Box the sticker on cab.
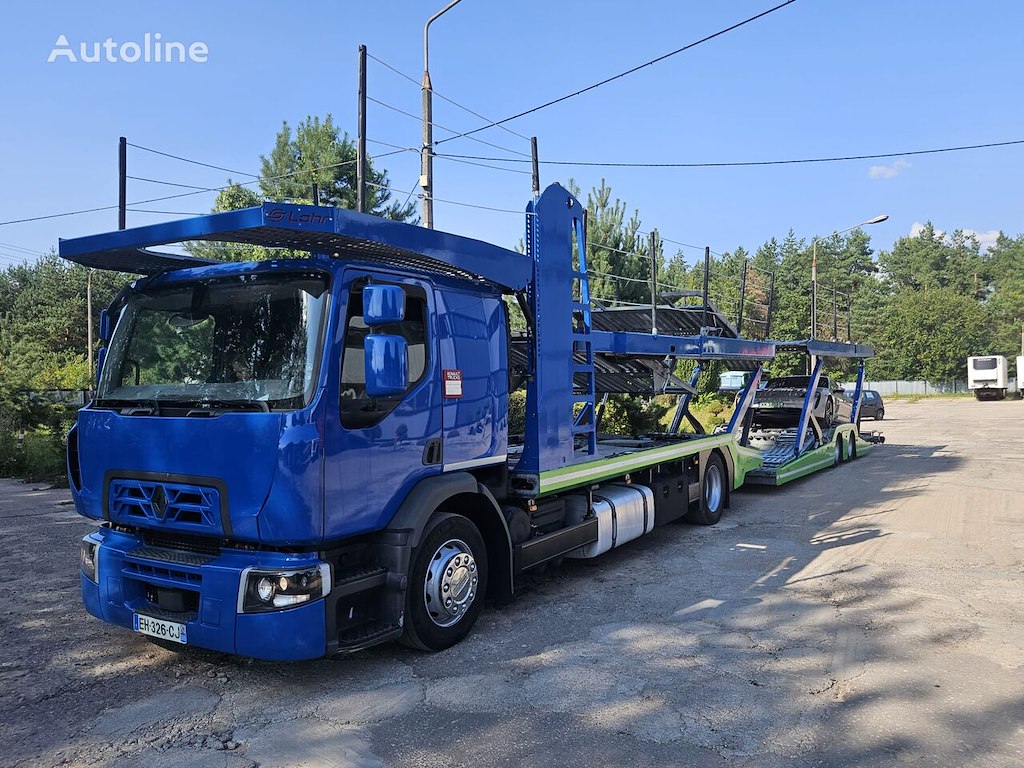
[443,369,463,399]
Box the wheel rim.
[834,441,841,465]
[705,463,723,511]
[423,538,479,628]
[825,400,835,424]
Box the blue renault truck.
[60,183,777,660]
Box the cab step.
[337,621,402,652]
[333,565,387,598]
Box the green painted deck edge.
[733,445,763,488]
[748,423,874,486]
[536,433,740,495]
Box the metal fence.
[855,379,1019,396]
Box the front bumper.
[81,527,328,661]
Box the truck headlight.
[80,538,99,583]
[238,564,331,613]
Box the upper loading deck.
[59,183,776,481]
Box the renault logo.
[151,485,169,519]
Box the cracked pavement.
[2,397,1023,767]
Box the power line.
[0,204,122,227]
[366,138,530,175]
[365,51,533,145]
[0,249,41,266]
[126,175,216,191]
[127,142,260,178]
[126,208,207,216]
[437,137,1024,169]
[0,240,45,255]
[366,95,531,159]
[365,181,531,216]
[436,153,532,176]
[434,0,799,147]
[0,149,407,228]
[364,138,422,155]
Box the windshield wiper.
[92,397,272,414]
[92,398,163,415]
[175,398,272,414]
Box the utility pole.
[357,44,367,213]
[648,230,658,334]
[118,136,127,230]
[702,246,711,332]
[422,0,465,228]
[737,259,748,335]
[530,136,540,198]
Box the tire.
[875,408,884,421]
[823,397,835,426]
[849,434,858,460]
[687,453,726,526]
[400,513,488,652]
[831,438,841,468]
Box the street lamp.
[422,0,465,229]
[811,214,888,340]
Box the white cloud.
[962,228,1000,251]
[908,222,1000,252]
[868,159,911,179]
[909,221,929,238]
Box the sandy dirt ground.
[1,397,1022,768]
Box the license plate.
[133,613,188,644]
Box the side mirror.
[364,334,408,397]
[363,285,405,326]
[99,309,113,343]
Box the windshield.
[97,271,329,411]
[764,376,811,389]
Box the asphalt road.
[2,397,1022,768]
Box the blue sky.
[1,0,1021,268]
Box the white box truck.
[967,355,1008,400]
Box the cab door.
[322,270,442,540]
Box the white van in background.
[967,356,1008,400]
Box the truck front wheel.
[401,513,488,651]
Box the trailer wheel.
[688,453,726,526]
[400,513,488,652]
[831,438,842,468]
[849,434,858,460]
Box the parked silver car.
[750,375,852,427]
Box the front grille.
[142,529,222,557]
[123,559,202,587]
[131,545,218,567]
[110,479,221,531]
